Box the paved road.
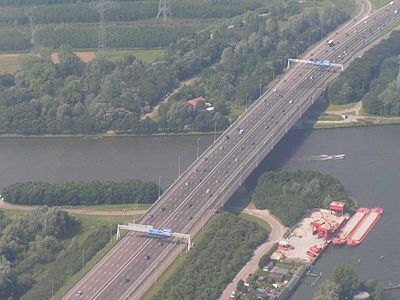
[219,206,287,300]
[63,1,400,299]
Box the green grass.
[239,212,271,232]
[100,49,163,63]
[326,102,358,111]
[317,113,344,121]
[0,208,28,217]
[371,0,392,8]
[60,203,151,212]
[54,214,132,299]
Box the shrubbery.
[252,170,352,226]
[152,212,268,299]
[327,30,400,108]
[3,180,159,206]
[0,207,76,299]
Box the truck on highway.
[327,39,335,47]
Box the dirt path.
[219,205,287,300]
[0,199,147,217]
[141,75,200,120]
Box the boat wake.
[309,154,346,161]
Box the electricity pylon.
[156,0,171,22]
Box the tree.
[313,280,341,300]
[331,264,358,297]
[237,279,245,292]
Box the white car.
[206,189,210,194]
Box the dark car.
[145,255,150,260]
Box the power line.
[156,0,171,22]
[91,0,117,54]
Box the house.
[187,96,206,108]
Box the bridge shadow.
[224,103,323,213]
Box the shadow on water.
[225,128,314,211]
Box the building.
[187,96,206,108]
[330,201,346,215]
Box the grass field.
[100,49,163,63]
[60,203,151,211]
[326,102,359,111]
[371,0,392,8]
[0,53,34,74]
[239,212,271,232]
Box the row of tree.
[3,179,159,206]
[327,30,400,106]
[0,29,31,50]
[252,170,353,226]
[0,9,29,25]
[30,1,264,25]
[0,207,76,299]
[152,212,268,299]
[313,264,384,300]
[35,23,195,49]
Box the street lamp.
[178,156,181,178]
[196,138,200,159]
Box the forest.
[327,30,400,116]
[0,0,352,135]
[151,212,268,300]
[3,179,159,206]
[252,170,353,226]
[0,207,113,299]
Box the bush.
[3,180,160,206]
[252,170,352,226]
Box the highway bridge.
[63,1,400,299]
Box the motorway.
[63,1,400,299]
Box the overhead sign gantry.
[117,223,192,251]
[287,58,344,71]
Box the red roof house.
[187,96,206,107]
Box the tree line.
[152,212,268,300]
[35,23,195,49]
[30,1,264,25]
[0,29,32,50]
[252,170,353,226]
[3,179,160,206]
[0,207,76,299]
[327,30,400,110]
[0,9,29,25]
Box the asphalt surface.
[63,1,400,299]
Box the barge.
[346,207,384,247]
[332,207,369,245]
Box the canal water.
[0,126,398,299]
